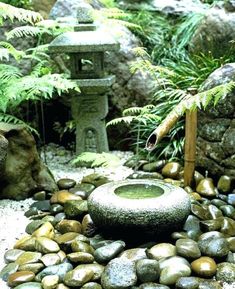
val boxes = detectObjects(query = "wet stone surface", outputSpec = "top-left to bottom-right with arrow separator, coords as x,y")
1,168 -> 235,289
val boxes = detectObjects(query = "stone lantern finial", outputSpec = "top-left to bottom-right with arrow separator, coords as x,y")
76,3 -> 94,24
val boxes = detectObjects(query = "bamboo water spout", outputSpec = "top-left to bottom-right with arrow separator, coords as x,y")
145,89 -> 197,151
145,88 -> 198,186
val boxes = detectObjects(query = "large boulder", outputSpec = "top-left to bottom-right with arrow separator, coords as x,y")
196,63 -> 235,180
0,123 -> 58,199
118,0 -> 206,16
190,4 -> 235,57
31,0 -> 56,19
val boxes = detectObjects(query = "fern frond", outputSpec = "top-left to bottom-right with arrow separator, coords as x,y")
0,48 -> 9,60
0,64 -> 22,80
0,3 -> 42,24
71,152 -> 121,168
132,47 -> 149,58
6,26 -> 42,39
0,113 -> 39,136
0,41 -> 25,60
123,107 -> 144,116
107,116 -> 137,127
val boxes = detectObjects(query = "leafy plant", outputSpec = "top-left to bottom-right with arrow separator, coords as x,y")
0,2 -> 79,134
0,0 -> 32,9
71,152 -> 121,168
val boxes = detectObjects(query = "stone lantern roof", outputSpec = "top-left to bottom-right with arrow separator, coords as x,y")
49,31 -> 119,53
49,2 -> 119,54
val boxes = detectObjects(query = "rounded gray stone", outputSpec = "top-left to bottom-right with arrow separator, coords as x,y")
101,257 -> 137,289
88,179 -> 191,236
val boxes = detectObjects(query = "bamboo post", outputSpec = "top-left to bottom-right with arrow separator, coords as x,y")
184,88 -> 197,187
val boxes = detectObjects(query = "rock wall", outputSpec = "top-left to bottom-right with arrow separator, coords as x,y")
0,123 -> 58,200
196,64 -> 235,180
190,4 -> 235,57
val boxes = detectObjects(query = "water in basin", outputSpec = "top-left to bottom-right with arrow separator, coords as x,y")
115,184 -> 164,199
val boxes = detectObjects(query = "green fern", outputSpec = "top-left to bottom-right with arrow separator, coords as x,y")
71,152 -> 121,168
0,2 -> 42,24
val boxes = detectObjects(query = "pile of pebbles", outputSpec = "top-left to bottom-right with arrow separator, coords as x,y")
0,157 -> 235,289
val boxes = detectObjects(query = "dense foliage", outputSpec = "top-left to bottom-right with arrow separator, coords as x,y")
109,3 -> 235,161
0,2 -> 78,135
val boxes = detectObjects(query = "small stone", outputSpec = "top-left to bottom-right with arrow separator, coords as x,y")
82,173 -> 110,187
208,204 -> 223,219
56,284 -> 70,289
19,263 -> 44,274
55,232 -> 79,244
36,263 -> 73,282
67,252 -> 94,263
71,240 -> 94,255
8,271 -> 35,287
15,252 -> 42,265
196,178 -> 216,197
217,175 -> 232,193
191,257 -> 217,278
32,222 -> 55,239
40,254 -> 61,266
176,239 -> 201,259
81,282 -> 102,289
190,204 -> 209,220
50,204 -> 64,215
142,161 -> 166,172
176,276 -> 200,289
14,236 -> 36,251
221,217 -> 235,236
171,232 -> 188,240
139,283 -> 170,289
94,241 -> 125,263
200,218 -> 223,232
82,214 -> 96,237
64,200 -> 88,218
4,249 -> 24,263
136,259 -> 160,283
119,248 -> 147,261
14,282 -> 42,289
26,220 -> 46,235
50,190 -> 82,205
64,267 -> 94,287
56,219 -> 82,234
227,237 -> 235,252
57,178 -> 76,190
0,263 -> 19,281
72,183 -> 95,195
227,194 -> 235,206
33,191 -> 46,201
75,264 -> 104,281
216,262 -> 235,283
30,200 -> 51,211
159,256 -> 190,271
162,162 -> 181,179
101,258 -> 137,289
198,280 -> 222,289
54,213 -> 66,224
159,264 -> 191,286
35,237 -> 60,254
41,275 -> 59,289
25,207 -> 39,217
220,205 -> 235,219
147,243 -> 176,260
198,237 -> 230,258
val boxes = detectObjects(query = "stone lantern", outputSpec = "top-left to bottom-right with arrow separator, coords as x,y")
49,4 -> 119,154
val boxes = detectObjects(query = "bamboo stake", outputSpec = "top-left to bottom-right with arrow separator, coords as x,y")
184,109 -> 197,187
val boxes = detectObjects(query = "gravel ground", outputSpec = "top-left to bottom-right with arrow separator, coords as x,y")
0,144 -> 234,289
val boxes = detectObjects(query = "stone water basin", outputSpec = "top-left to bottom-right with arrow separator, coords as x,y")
88,179 -> 191,237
